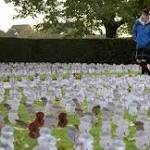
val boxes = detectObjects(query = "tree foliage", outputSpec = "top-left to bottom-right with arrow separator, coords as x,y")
4,0 -> 150,38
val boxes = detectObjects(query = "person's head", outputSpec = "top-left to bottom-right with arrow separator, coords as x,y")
141,8 -> 150,22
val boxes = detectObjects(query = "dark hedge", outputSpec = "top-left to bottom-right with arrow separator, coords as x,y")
0,37 -> 136,64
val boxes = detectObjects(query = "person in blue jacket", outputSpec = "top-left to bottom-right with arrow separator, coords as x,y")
133,8 -> 150,75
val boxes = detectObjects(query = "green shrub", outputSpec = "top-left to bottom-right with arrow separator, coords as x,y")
0,37 -> 136,64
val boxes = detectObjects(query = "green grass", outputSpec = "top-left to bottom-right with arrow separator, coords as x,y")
14,127 -> 38,150
18,92 -> 34,123
111,121 -> 117,138
40,74 -> 47,81
52,128 -> 75,150
51,73 -> 57,80
90,111 -> 103,150
68,114 -> 80,125
124,110 -> 138,150
0,88 -> 10,124
81,99 -> 88,112
147,109 -> 150,118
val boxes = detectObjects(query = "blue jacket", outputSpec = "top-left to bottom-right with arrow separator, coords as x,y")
132,18 -> 150,49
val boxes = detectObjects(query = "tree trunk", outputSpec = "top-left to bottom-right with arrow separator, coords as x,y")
105,23 -> 118,38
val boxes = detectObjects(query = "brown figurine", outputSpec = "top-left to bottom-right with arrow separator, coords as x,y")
58,112 -> 68,128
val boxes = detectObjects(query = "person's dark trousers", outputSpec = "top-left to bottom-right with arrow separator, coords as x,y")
139,62 -> 150,75
136,48 -> 150,75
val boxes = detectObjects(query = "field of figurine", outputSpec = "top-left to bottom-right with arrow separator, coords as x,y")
0,63 -> 150,150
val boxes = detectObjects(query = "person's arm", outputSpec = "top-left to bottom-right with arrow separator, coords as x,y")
132,21 -> 137,42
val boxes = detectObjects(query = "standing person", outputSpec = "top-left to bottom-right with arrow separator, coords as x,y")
133,8 -> 150,75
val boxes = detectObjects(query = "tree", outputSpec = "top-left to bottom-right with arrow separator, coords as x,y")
0,30 -> 6,37
4,0 -> 150,38
63,0 -> 150,38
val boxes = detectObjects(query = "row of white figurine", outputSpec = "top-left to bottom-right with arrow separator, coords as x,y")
1,109 -> 150,150
1,76 -> 150,122
77,110 -> 150,150
5,93 -> 150,142
3,75 -> 150,97
0,64 -> 141,76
